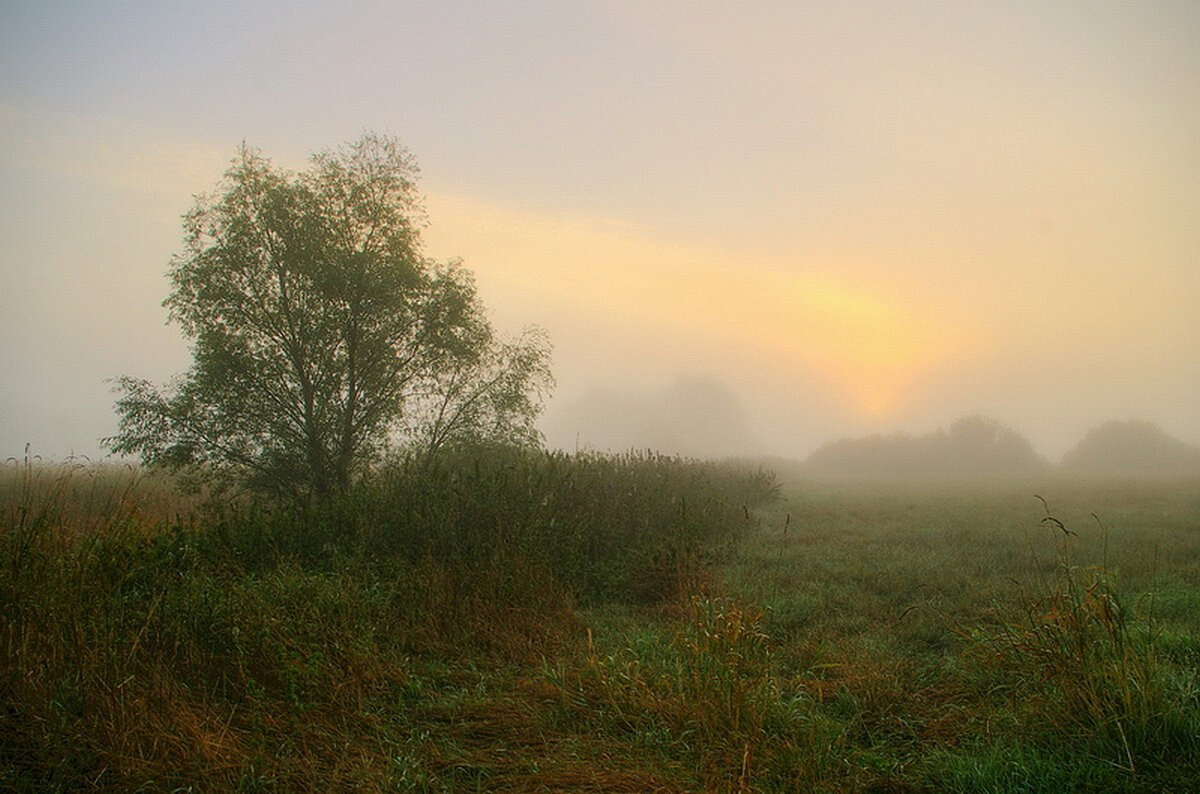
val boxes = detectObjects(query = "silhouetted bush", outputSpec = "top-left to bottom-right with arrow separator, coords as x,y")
806,415 -> 1047,477
1062,420 -> 1200,475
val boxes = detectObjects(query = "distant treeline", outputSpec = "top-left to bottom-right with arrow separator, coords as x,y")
805,416 -> 1200,477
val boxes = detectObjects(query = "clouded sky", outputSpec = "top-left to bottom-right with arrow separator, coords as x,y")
2,1 -> 1198,461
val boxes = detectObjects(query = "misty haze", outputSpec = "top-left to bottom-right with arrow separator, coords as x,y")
3,2 -> 1199,790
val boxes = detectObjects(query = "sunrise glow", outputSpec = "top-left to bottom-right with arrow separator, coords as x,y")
2,2 -> 1197,460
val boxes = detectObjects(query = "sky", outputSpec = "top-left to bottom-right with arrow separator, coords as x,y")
2,1 -> 1198,463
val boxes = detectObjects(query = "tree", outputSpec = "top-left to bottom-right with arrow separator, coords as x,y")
945,415 -> 1047,473
1062,420 -> 1200,475
107,134 -> 552,495
805,415 -> 1045,477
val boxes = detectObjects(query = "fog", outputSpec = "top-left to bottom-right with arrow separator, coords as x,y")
544,376 -> 760,459
2,2 -> 1198,467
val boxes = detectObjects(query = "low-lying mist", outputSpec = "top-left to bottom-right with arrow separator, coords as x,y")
542,375 -> 760,459
540,375 -> 1200,478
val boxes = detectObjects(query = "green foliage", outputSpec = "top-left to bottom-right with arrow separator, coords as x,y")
107,134 -> 551,497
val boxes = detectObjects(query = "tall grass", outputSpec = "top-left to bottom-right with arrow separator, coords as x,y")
969,507 -> 1200,784
350,447 -> 778,604
0,446 -> 776,790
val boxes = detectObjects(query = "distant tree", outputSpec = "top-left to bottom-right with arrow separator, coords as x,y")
945,415 -> 1047,474
1062,420 -> 1200,475
546,375 -> 757,458
107,134 -> 552,495
806,433 -> 930,477
806,415 -> 1045,477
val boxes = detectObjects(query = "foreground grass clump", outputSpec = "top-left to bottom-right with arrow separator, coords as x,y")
968,531 -> 1200,785
0,447 -> 774,790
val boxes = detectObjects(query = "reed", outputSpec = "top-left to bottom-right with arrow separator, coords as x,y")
1,446 -> 775,790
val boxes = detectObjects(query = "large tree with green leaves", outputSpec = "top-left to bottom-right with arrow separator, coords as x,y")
107,134 -> 551,495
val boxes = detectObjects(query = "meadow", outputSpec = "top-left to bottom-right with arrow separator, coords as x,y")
2,450 -> 1198,792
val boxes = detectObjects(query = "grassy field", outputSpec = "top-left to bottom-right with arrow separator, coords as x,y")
3,452 -> 1198,791
721,473 -> 1200,791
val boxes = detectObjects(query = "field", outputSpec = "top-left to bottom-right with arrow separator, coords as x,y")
3,451 -> 1198,792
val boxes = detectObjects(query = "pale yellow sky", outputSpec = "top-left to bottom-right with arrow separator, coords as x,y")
422,191 -> 973,420
1,1 -> 1197,460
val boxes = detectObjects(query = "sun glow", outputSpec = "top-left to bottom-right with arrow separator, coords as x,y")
423,192 -> 971,420
743,277 -> 969,419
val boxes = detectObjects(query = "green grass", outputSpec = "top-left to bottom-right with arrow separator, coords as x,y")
2,453 -> 1198,791
720,474 -> 1200,790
